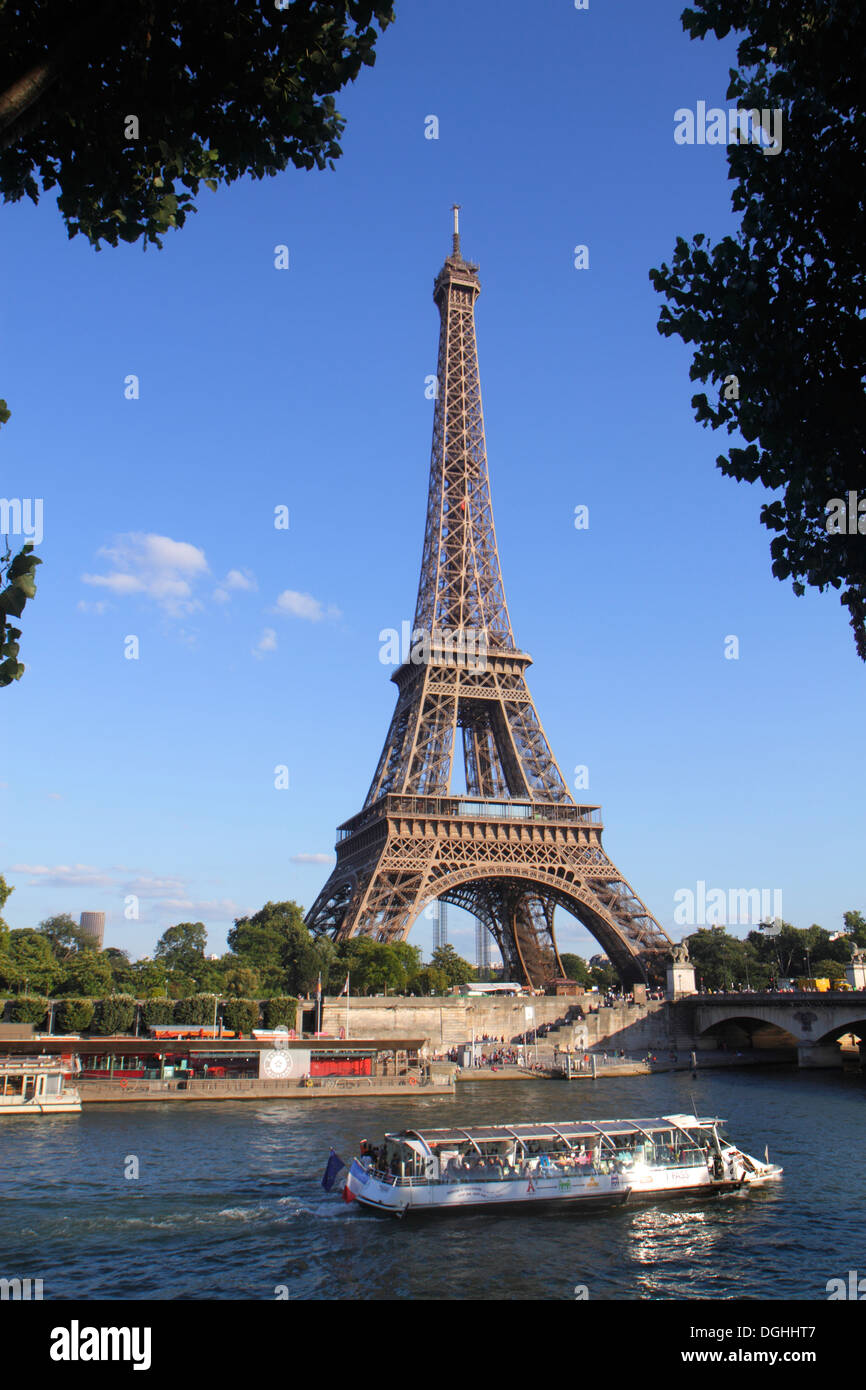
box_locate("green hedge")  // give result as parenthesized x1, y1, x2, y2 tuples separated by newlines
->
(92, 995, 136, 1036)
(1, 993, 293, 1036)
(56, 998, 95, 1032)
(142, 999, 174, 1028)
(222, 998, 260, 1035)
(173, 995, 217, 1025)
(262, 997, 297, 1029)
(6, 995, 49, 1027)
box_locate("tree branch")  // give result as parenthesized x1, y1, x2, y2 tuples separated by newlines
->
(0, 56, 60, 135)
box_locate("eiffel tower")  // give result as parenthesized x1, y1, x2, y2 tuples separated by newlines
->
(306, 210, 673, 987)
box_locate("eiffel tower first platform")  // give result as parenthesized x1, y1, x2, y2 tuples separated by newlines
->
(306, 210, 673, 987)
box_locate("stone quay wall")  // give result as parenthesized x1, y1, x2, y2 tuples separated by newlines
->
(320, 996, 682, 1053)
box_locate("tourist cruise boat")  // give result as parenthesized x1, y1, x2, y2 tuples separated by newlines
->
(0, 1057, 82, 1116)
(339, 1114, 782, 1217)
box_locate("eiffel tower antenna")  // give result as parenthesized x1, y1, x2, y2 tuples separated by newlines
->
(306, 212, 673, 988)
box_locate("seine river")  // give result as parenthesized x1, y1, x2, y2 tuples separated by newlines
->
(2, 1068, 863, 1301)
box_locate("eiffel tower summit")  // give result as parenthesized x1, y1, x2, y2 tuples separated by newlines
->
(306, 209, 673, 988)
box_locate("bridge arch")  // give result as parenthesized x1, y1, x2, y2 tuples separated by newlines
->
(813, 1017, 866, 1046)
(694, 1013, 799, 1053)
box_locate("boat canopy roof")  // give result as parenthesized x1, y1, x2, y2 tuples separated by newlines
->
(387, 1116, 724, 1148)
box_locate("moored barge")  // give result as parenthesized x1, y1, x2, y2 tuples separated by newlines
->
(0, 1057, 81, 1116)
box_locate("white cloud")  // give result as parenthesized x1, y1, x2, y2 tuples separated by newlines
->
(253, 627, 278, 658)
(124, 874, 190, 900)
(82, 533, 209, 615)
(290, 852, 334, 865)
(8, 863, 244, 930)
(274, 589, 341, 622)
(214, 568, 257, 603)
(11, 863, 115, 888)
(154, 897, 244, 920)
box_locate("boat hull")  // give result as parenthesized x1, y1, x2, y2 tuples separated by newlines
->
(0, 1100, 82, 1115)
(344, 1161, 749, 1218)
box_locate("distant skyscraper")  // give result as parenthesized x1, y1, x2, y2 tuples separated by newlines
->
(79, 912, 105, 950)
(433, 901, 449, 952)
(475, 918, 491, 979)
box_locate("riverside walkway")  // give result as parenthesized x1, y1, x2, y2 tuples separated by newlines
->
(76, 1073, 455, 1103)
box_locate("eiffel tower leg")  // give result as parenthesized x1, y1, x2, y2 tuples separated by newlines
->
(307, 833, 436, 945)
(457, 881, 563, 989)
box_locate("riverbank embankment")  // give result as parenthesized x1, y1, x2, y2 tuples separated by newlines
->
(76, 1076, 455, 1103)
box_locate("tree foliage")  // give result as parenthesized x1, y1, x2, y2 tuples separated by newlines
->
(0, 1, 394, 249)
(429, 944, 476, 987)
(6, 993, 48, 1025)
(0, 874, 12, 938)
(55, 948, 114, 997)
(334, 937, 409, 995)
(55, 996, 95, 1032)
(142, 998, 175, 1028)
(222, 997, 259, 1035)
(0, 0, 392, 684)
(407, 966, 449, 996)
(36, 912, 90, 961)
(0, 539, 41, 686)
(154, 921, 208, 977)
(559, 952, 593, 986)
(173, 993, 217, 1026)
(650, 0, 866, 657)
(686, 916, 860, 990)
(91, 993, 136, 1035)
(262, 996, 298, 1029)
(6, 928, 58, 992)
(130, 958, 169, 998)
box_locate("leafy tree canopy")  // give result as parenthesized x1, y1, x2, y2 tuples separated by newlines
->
(130, 957, 169, 998)
(0, 873, 12, 937)
(589, 961, 618, 992)
(651, 0, 866, 657)
(0, 0, 392, 685)
(229, 900, 312, 993)
(36, 912, 90, 960)
(55, 948, 114, 998)
(429, 944, 477, 987)
(0, 1, 394, 249)
(154, 921, 208, 976)
(843, 911, 866, 947)
(559, 952, 593, 987)
(219, 963, 262, 999)
(336, 937, 409, 995)
(0, 540, 41, 686)
(6, 927, 58, 992)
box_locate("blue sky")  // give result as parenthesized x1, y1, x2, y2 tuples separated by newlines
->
(2, 0, 863, 967)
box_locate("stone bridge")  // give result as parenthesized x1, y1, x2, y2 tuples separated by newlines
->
(679, 991, 866, 1067)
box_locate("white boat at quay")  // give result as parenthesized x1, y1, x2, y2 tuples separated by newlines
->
(0, 1057, 82, 1116)
(340, 1114, 782, 1217)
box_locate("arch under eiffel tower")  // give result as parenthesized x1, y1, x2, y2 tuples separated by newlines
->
(306, 210, 673, 987)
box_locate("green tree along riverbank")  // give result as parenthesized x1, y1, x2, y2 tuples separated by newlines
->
(1, 874, 863, 1028)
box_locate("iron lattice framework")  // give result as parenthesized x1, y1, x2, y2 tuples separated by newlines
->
(306, 212, 673, 986)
